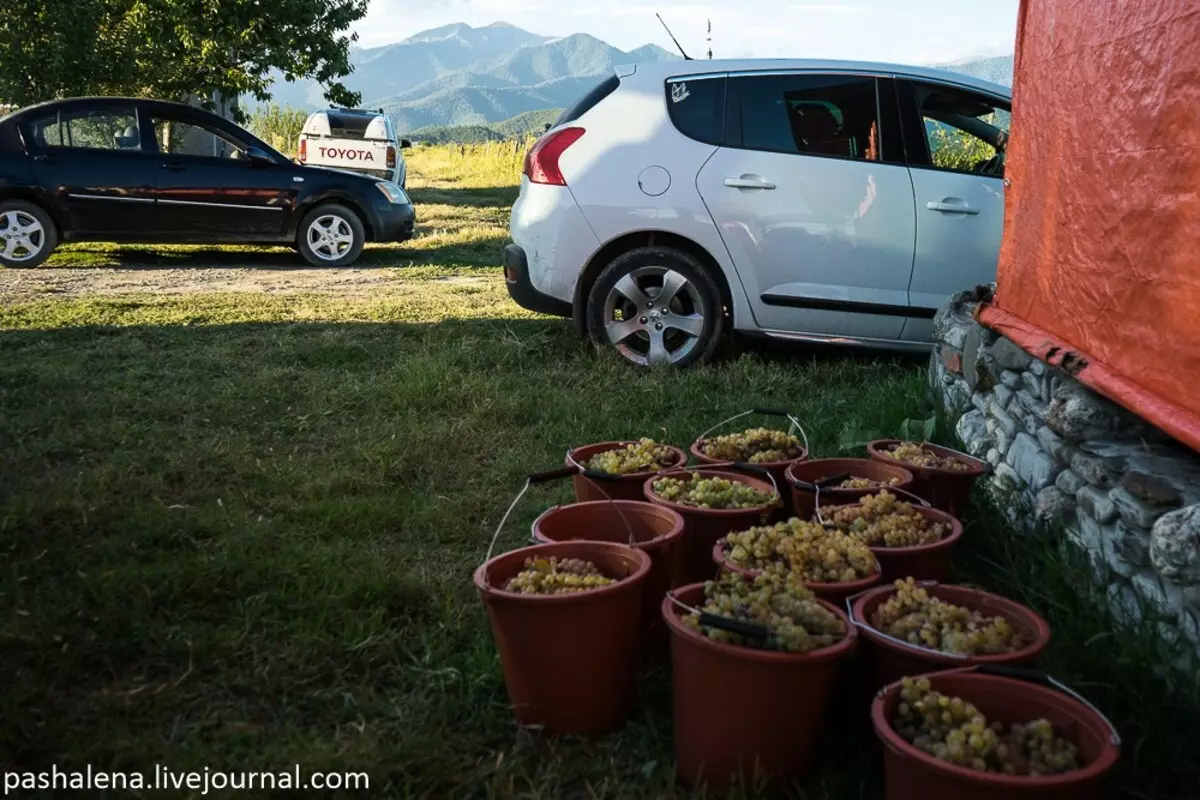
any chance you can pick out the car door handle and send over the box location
[926,200,979,215]
[161,161,186,173]
[725,176,776,190]
[33,153,58,164]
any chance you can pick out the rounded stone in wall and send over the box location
[1150,505,1200,586]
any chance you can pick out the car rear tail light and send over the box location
[523,127,585,186]
[386,145,396,169]
[298,139,307,162]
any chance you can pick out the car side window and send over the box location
[911,82,1010,177]
[26,107,141,152]
[735,74,881,161]
[665,76,727,145]
[151,115,247,160]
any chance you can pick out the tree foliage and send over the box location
[0,0,367,119]
[247,104,309,156]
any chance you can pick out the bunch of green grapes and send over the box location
[585,438,678,475]
[893,677,1082,776]
[886,442,971,472]
[504,556,615,595]
[870,578,1029,655]
[837,475,903,490]
[827,490,950,547]
[652,472,777,509]
[683,566,846,653]
[725,518,878,583]
[699,427,805,464]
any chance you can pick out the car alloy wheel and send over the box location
[306,214,355,262]
[0,210,46,264]
[602,265,706,367]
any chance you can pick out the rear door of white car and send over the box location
[695,71,917,340]
[896,78,1009,342]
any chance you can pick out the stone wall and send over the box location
[930,290,1200,651]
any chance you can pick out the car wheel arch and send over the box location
[296,195,373,241]
[571,230,733,336]
[0,190,65,239]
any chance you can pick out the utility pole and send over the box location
[707,19,712,59]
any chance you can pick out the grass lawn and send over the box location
[2,145,1198,799]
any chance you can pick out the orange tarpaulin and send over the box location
[982,0,1200,452]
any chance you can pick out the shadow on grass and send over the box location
[43,234,512,271]
[0,318,925,797]
[408,185,518,209]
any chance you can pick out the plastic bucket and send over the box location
[786,458,915,520]
[643,468,780,586]
[821,501,965,582]
[532,500,685,644]
[663,582,859,790]
[866,440,987,518]
[474,541,652,735]
[690,442,808,517]
[850,582,1051,693]
[872,667,1121,799]
[566,441,687,503]
[712,539,882,607]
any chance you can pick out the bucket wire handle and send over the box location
[695,407,811,459]
[665,591,772,640]
[653,462,783,508]
[970,665,1121,747]
[481,464,635,589]
[842,581,969,661]
[814,484,928,528]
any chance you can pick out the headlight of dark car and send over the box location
[374,181,410,205]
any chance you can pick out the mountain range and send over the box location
[258,22,677,133]
[257,22,1013,135]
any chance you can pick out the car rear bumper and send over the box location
[371,202,416,243]
[504,243,572,317]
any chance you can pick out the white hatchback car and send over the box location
[504,59,1011,367]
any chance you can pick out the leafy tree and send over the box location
[0,0,367,120]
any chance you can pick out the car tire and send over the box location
[586,246,724,368]
[296,204,365,267]
[0,200,57,269]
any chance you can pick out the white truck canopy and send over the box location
[301,109,391,141]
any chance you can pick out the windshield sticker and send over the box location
[671,82,691,103]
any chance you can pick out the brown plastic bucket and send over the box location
[474,541,652,735]
[866,440,987,518]
[689,442,808,517]
[850,582,1052,694]
[532,500,685,644]
[663,582,859,790]
[643,468,780,586]
[872,667,1121,799]
[821,500,965,582]
[786,458,915,520]
[566,441,687,503]
[712,538,882,606]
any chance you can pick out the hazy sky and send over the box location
[354,0,1020,65]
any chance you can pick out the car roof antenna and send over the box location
[656,13,692,61]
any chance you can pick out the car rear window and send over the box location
[665,76,727,145]
[556,75,620,126]
[326,114,374,136]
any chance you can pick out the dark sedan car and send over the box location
[0,97,416,268]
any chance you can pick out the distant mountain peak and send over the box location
[255,20,679,132]
[402,22,473,43]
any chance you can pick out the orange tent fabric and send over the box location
[981,0,1200,452]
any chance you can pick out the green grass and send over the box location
[2,145,1198,799]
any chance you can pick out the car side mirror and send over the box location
[399,138,412,149]
[244,146,276,166]
[543,123,552,132]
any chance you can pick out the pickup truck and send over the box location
[297,108,410,188]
